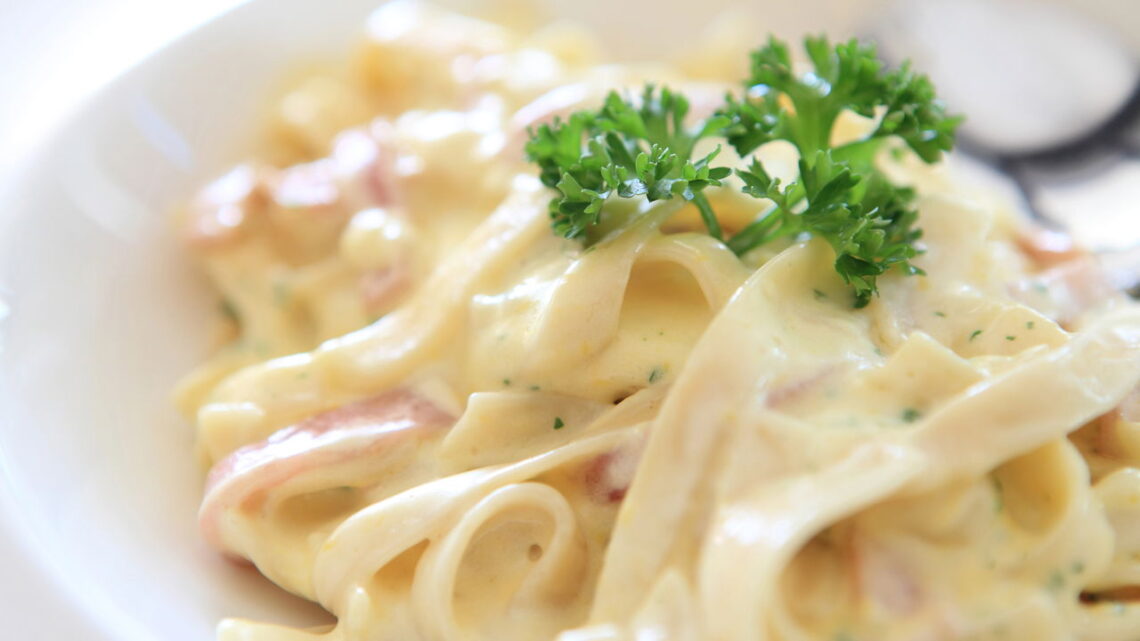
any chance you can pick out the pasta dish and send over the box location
[175,3,1140,639]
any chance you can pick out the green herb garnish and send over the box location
[526,36,960,307]
[219,299,239,322]
[525,86,732,242]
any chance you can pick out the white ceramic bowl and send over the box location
[0,0,1134,638]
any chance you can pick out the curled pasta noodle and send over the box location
[411,482,587,639]
[177,3,1140,640]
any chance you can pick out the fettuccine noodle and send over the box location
[176,3,1140,640]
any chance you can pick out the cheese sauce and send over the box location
[177,3,1140,640]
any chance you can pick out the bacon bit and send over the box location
[199,389,453,548]
[1015,225,1084,268]
[183,165,266,249]
[582,437,645,504]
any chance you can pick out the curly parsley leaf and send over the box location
[720,36,957,304]
[525,86,732,243]
[525,36,960,306]
[722,35,960,162]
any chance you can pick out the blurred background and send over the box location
[0,0,240,180]
[1,0,1137,176]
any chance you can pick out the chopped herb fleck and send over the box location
[219,299,239,322]
[1026,321,1035,329]
[933,310,946,317]
[1046,570,1066,592]
[991,476,1005,513]
[553,417,565,430]
[969,329,983,341]
[1072,561,1085,574]
[813,288,827,300]
[1005,335,1016,341]
[273,280,290,306]
[901,407,921,423]
[503,378,512,387]
[648,367,664,383]
[529,385,541,391]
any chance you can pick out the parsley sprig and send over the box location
[526,86,732,241]
[525,36,961,307]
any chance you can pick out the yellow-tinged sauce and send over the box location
[178,2,1140,640]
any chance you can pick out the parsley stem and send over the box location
[691,192,723,240]
[831,138,883,166]
[728,205,785,255]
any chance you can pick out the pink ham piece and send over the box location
[582,434,646,504]
[1015,225,1084,268]
[183,164,266,249]
[199,389,454,548]
[1013,255,1119,327]
[184,127,397,252]
[267,128,395,214]
[1012,225,1120,325]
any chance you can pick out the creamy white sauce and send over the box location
[177,3,1140,640]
